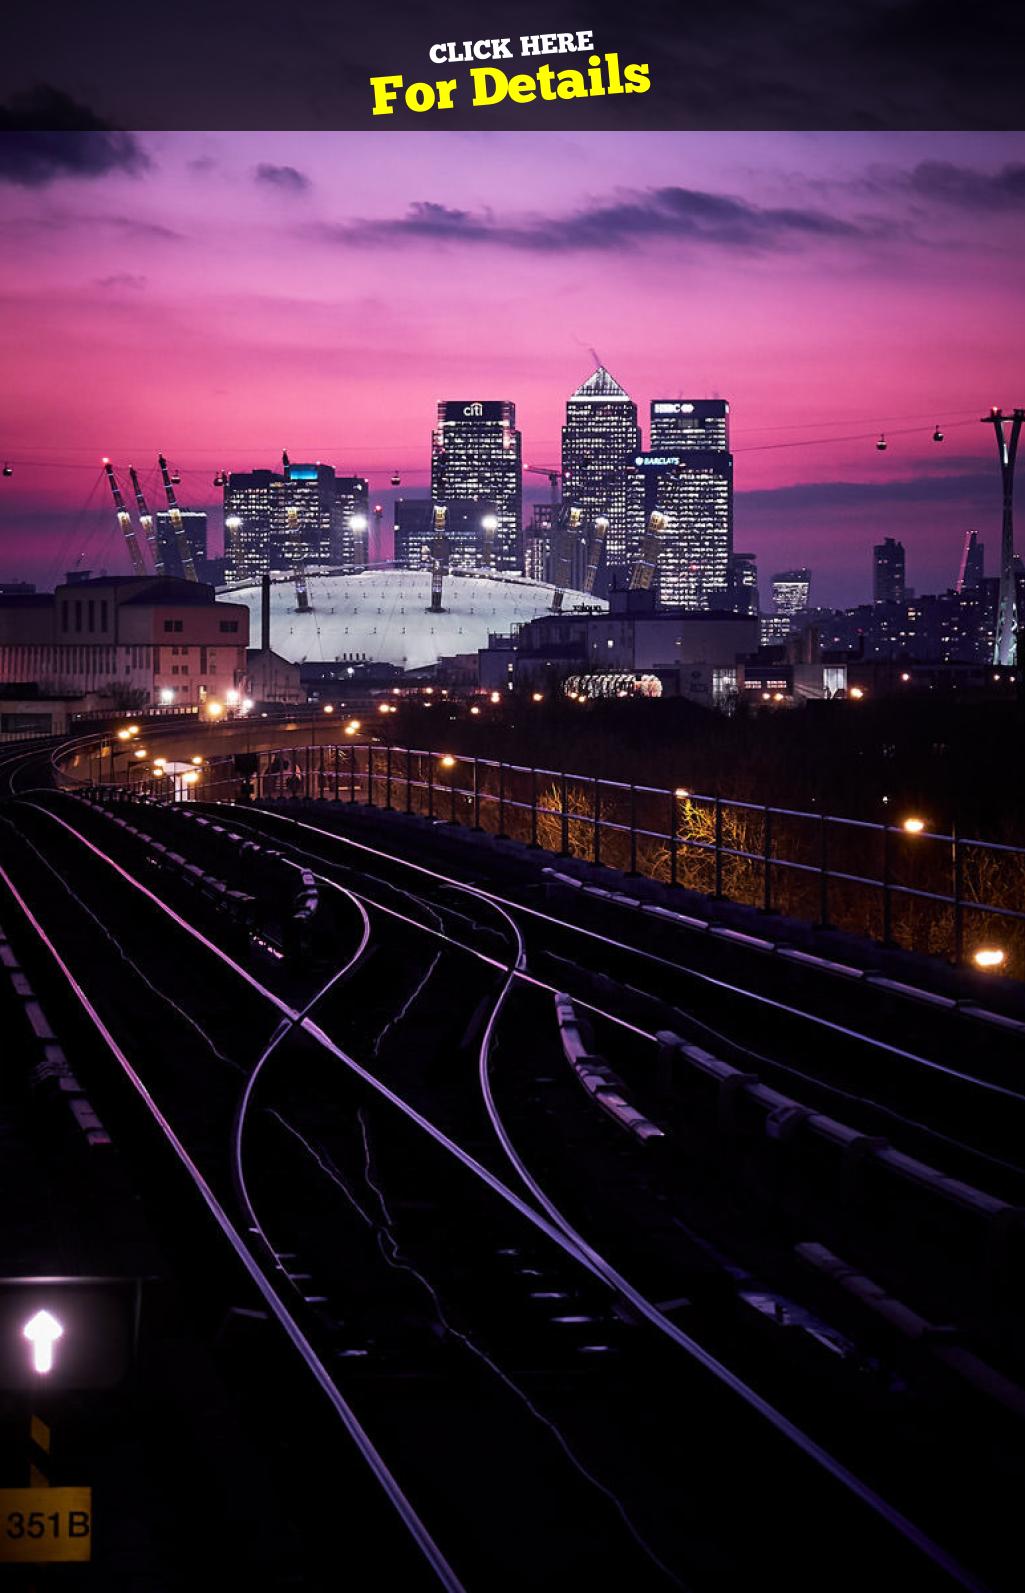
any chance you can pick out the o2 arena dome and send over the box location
[222,568,606,671]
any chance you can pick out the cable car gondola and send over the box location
[390,471,401,486]
[213,470,226,487]
[170,468,181,485]
[2,463,12,478]
[876,434,888,452]
[932,425,944,442]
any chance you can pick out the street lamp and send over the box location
[973,947,1006,970]
[902,817,925,834]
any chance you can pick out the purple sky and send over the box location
[1,129,1023,604]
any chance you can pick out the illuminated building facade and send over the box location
[224,469,281,583]
[772,568,812,617]
[431,402,522,570]
[873,538,907,606]
[641,399,733,608]
[333,475,370,571]
[561,367,641,582]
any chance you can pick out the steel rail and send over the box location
[0,858,466,1593]
[14,797,986,1590]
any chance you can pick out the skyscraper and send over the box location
[561,366,641,585]
[282,462,338,570]
[333,476,370,571]
[642,399,733,608]
[728,552,760,615]
[873,538,906,605]
[224,469,281,583]
[772,568,812,617]
[431,402,522,571]
[956,529,984,593]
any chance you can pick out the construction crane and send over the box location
[526,464,561,503]
[428,505,451,613]
[629,509,667,590]
[102,460,147,578]
[128,465,164,576]
[157,454,198,581]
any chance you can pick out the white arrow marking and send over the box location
[23,1309,63,1374]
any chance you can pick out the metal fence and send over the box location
[131,740,1025,977]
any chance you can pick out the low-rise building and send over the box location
[0,576,249,711]
[478,588,757,706]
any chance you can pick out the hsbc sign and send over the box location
[653,402,695,415]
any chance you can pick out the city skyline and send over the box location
[1,129,1024,602]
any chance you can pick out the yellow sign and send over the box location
[0,1487,92,1562]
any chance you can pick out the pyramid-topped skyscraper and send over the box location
[561,365,642,589]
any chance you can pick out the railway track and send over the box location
[0,778,1021,1588]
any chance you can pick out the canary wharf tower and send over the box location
[561,366,641,582]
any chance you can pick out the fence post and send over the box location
[529,768,538,848]
[497,760,507,839]
[319,743,325,801]
[628,783,638,875]
[952,824,964,965]
[669,789,679,887]
[882,821,893,945]
[560,771,570,856]
[713,795,724,898]
[385,742,393,810]
[406,747,414,815]
[762,805,773,914]
[333,743,340,802]
[367,743,374,807]
[594,777,602,867]
[427,754,435,821]
[472,758,482,830]
[349,741,356,803]
[818,814,830,927]
[449,760,458,825]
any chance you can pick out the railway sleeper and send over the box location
[655,1028,1025,1281]
[797,1241,1025,1422]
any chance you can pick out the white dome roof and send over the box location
[221,568,605,671]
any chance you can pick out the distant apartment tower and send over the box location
[772,568,812,616]
[728,551,760,615]
[224,469,280,583]
[873,537,906,605]
[282,461,338,570]
[956,530,984,593]
[431,402,522,571]
[760,568,811,644]
[333,476,370,571]
[561,366,641,584]
[641,399,733,608]
[155,511,208,581]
